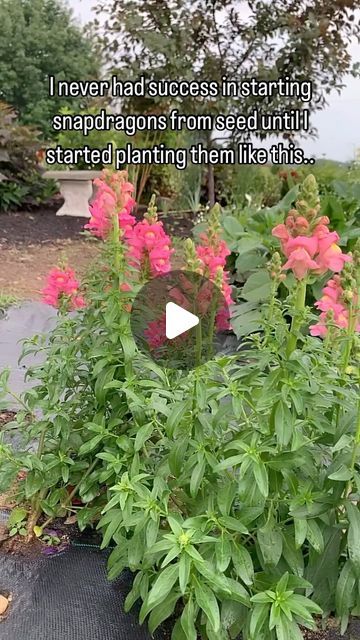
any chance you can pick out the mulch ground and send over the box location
[0,206,195,300]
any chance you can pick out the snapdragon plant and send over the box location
[0,173,359,640]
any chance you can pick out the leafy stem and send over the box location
[286,278,307,358]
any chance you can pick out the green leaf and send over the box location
[257,522,283,566]
[120,333,136,360]
[294,519,307,549]
[328,465,352,481]
[179,553,191,595]
[148,591,179,634]
[194,580,220,632]
[215,454,245,472]
[146,564,179,612]
[222,215,244,239]
[79,434,103,456]
[250,603,269,638]
[253,461,269,498]
[190,455,206,497]
[216,534,231,572]
[167,400,191,438]
[274,400,293,447]
[168,438,188,477]
[8,507,27,528]
[335,560,355,621]
[135,423,154,452]
[241,270,271,303]
[346,503,360,577]
[231,542,254,586]
[180,598,197,640]
[219,515,248,534]
[94,365,116,404]
[25,470,43,498]
[306,520,324,554]
[101,510,123,549]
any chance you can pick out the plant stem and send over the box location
[346,399,360,498]
[335,302,357,431]
[195,321,203,367]
[112,210,121,281]
[40,459,100,532]
[6,389,34,418]
[286,279,307,358]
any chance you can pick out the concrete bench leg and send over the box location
[56,179,93,218]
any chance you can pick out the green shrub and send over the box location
[0,102,57,210]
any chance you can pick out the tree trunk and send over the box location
[206,133,215,207]
[207,164,215,208]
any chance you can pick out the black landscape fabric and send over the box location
[0,546,167,640]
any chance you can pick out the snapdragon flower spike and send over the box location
[310,251,360,337]
[310,275,360,337]
[41,267,86,311]
[85,169,136,240]
[272,175,351,280]
[127,201,173,277]
[194,205,233,330]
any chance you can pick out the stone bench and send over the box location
[44,170,102,217]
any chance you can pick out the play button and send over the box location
[130,269,231,371]
[166,302,199,340]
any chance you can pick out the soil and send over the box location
[0,535,44,560]
[0,209,99,300]
[303,618,360,639]
[0,411,16,429]
[0,207,195,300]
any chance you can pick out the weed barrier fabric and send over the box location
[0,302,56,401]
[0,546,167,640]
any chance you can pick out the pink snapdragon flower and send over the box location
[195,229,232,331]
[272,177,351,280]
[41,267,86,310]
[127,217,173,277]
[282,247,319,280]
[196,236,230,279]
[310,275,360,337]
[144,315,167,350]
[85,170,136,240]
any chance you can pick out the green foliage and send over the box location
[0,180,29,211]
[0,182,359,639]
[0,291,19,311]
[0,0,99,136]
[7,507,27,537]
[217,165,283,210]
[0,102,57,209]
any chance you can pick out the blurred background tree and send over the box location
[0,0,99,137]
[93,0,360,205]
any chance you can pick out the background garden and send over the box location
[0,1,360,640]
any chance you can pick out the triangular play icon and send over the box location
[166,302,199,340]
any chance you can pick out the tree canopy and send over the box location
[94,0,360,130]
[0,0,99,136]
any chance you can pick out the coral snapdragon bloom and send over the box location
[272,176,350,280]
[310,276,360,337]
[283,248,319,280]
[41,267,86,310]
[195,228,232,331]
[196,236,230,279]
[127,218,173,277]
[85,171,136,240]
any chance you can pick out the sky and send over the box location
[68,0,360,163]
